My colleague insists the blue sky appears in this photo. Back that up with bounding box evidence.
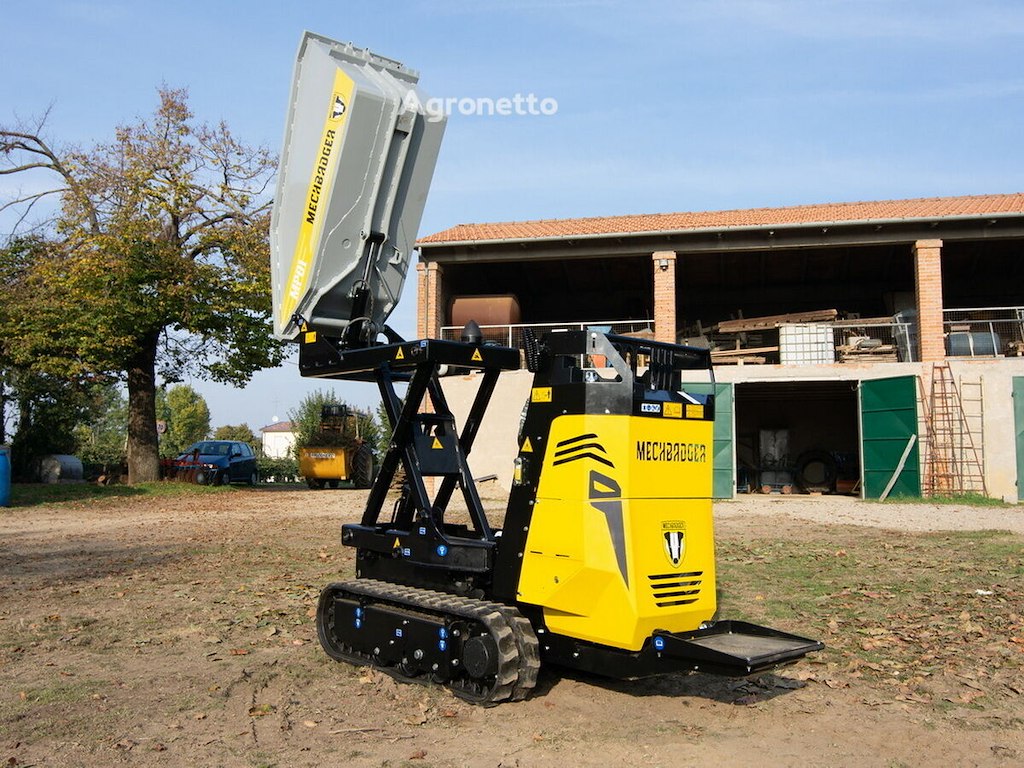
[3,0,1023,430]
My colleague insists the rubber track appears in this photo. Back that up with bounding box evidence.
[318,579,539,705]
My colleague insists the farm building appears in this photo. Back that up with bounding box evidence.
[260,421,296,459]
[416,192,1024,501]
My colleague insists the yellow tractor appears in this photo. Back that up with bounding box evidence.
[299,404,374,489]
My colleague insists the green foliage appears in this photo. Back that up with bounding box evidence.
[72,383,127,465]
[288,390,380,459]
[1,89,284,481]
[0,237,51,448]
[7,373,87,480]
[160,384,210,456]
[256,456,299,484]
[373,400,393,457]
[1,234,128,468]
[214,423,258,450]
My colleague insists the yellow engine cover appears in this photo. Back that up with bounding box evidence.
[517,414,716,651]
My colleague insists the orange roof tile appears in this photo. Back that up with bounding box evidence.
[418,193,1024,246]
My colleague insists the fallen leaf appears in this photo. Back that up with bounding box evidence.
[248,704,275,717]
[408,749,427,760]
[229,648,249,656]
[303,720,318,729]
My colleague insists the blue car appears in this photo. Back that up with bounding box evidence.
[175,440,259,486]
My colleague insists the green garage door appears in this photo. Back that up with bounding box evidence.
[859,376,921,499]
[1015,378,1024,502]
[685,382,734,499]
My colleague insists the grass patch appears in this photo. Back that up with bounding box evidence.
[716,526,1024,706]
[872,492,1011,507]
[7,480,238,508]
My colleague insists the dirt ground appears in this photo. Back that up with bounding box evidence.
[2,488,1022,768]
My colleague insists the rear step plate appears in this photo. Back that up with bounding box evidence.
[656,620,824,676]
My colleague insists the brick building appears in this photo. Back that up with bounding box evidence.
[416,193,1024,502]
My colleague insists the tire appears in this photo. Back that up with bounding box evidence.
[218,470,231,486]
[306,478,324,490]
[795,450,838,494]
[327,480,340,489]
[352,446,374,489]
[195,469,209,485]
[248,470,258,487]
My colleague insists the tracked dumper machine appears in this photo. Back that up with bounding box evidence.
[270,32,822,704]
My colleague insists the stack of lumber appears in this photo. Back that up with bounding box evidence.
[716,309,838,334]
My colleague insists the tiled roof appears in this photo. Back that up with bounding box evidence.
[418,193,1024,246]
[260,421,294,433]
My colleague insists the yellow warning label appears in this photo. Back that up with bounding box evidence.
[304,331,317,344]
[471,349,483,362]
[300,322,309,332]
[663,402,683,419]
[392,537,401,550]
[280,68,356,329]
[686,404,704,419]
[521,437,533,453]
[431,437,443,450]
[395,347,405,360]
[531,387,552,403]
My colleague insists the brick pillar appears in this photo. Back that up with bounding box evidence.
[913,239,944,362]
[652,251,677,344]
[414,261,446,495]
[416,260,445,340]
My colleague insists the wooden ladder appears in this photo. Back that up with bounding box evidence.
[920,362,987,495]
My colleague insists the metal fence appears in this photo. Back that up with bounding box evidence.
[943,306,1024,358]
[829,321,917,364]
[439,319,655,351]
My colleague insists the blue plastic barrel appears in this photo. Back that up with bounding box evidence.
[0,445,10,507]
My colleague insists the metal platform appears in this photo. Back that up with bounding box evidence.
[654,620,825,675]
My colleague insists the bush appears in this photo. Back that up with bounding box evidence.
[257,456,299,484]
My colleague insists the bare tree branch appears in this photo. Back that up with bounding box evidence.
[1,125,100,233]
[0,188,62,214]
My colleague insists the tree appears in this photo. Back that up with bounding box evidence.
[374,400,394,458]
[161,384,210,457]
[213,423,258,451]
[0,89,284,482]
[1,236,107,476]
[6,371,96,480]
[72,383,128,466]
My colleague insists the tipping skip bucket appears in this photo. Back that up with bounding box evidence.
[0,445,10,507]
[269,32,447,342]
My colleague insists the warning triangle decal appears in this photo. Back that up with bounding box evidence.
[471,349,483,362]
[521,437,533,453]
[392,537,401,550]
[394,347,405,360]
[431,437,443,449]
